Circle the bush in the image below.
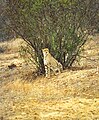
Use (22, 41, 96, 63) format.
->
(0, 44, 7, 53)
(5, 0, 99, 74)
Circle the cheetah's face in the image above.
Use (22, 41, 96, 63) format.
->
(42, 48, 49, 57)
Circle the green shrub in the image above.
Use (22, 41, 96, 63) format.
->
(6, 0, 99, 74)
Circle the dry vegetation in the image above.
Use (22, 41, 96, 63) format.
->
(0, 35, 99, 120)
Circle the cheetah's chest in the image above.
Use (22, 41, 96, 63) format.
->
(43, 56, 50, 65)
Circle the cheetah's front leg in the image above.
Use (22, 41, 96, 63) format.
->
(45, 65, 50, 78)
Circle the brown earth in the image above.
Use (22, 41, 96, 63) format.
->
(0, 35, 99, 120)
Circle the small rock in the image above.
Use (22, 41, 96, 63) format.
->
(8, 64, 17, 69)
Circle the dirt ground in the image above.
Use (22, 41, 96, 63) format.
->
(0, 35, 99, 120)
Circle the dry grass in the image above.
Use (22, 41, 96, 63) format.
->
(0, 35, 99, 120)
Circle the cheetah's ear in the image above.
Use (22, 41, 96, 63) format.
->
(42, 48, 49, 52)
(45, 48, 49, 51)
(42, 48, 45, 52)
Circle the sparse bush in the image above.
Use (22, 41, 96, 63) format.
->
(0, 46, 5, 53)
(19, 43, 38, 69)
(5, 0, 99, 74)
(0, 44, 7, 53)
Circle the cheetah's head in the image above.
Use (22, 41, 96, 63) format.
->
(42, 48, 49, 57)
